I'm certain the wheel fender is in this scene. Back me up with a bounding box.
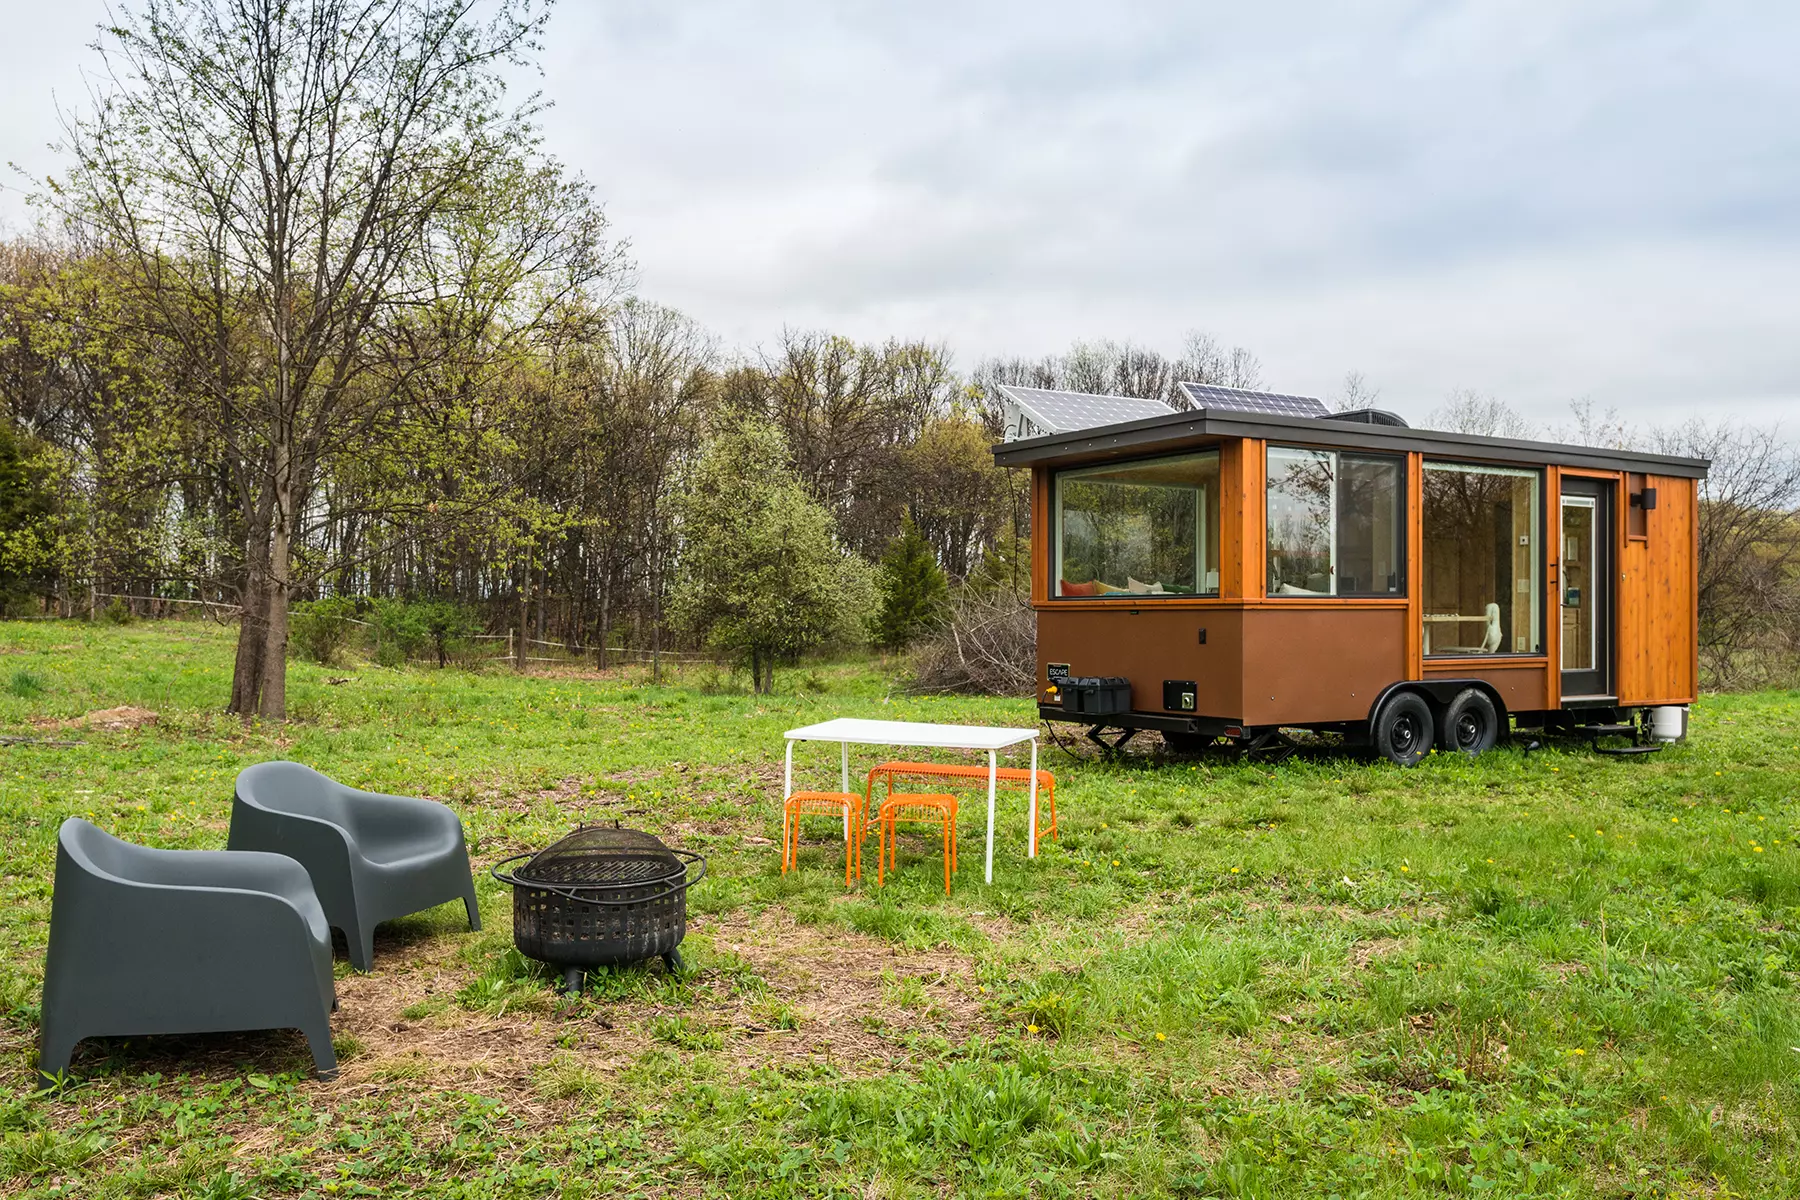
[1367,679,1508,730]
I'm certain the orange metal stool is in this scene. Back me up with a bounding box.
[876,792,958,895]
[783,791,861,885]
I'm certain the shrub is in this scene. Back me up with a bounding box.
[670,419,880,693]
[909,589,1036,695]
[289,596,361,664]
[99,598,132,625]
[874,516,949,649]
[372,598,480,668]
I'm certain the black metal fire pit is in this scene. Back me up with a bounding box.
[490,826,705,993]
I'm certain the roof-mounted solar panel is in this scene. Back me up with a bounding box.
[1175,382,1330,418]
[998,385,1175,441]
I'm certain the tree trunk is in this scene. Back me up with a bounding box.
[535,564,548,642]
[515,570,528,672]
[228,495,274,715]
[256,478,294,719]
[596,568,611,671]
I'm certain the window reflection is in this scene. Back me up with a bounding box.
[1054,452,1220,597]
[1266,447,1403,596]
[1421,463,1541,655]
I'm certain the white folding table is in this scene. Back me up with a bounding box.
[783,717,1040,884]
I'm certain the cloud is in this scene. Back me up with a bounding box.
[4,0,1795,427]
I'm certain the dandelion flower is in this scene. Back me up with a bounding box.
[1400,865,1410,873]
[1230,867,1240,874]
[1155,1032,1167,1042]
[1570,1048,1585,1056]
[1027,1024,1040,1034]
[1112,859,1121,867]
[1486,858,1495,864]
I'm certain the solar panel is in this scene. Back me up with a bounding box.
[998,385,1175,440]
[1176,382,1330,418]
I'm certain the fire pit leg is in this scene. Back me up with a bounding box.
[662,948,685,975]
[560,966,585,995]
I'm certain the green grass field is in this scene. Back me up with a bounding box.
[1,620,1797,1198]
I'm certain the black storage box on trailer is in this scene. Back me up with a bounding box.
[1060,676,1132,715]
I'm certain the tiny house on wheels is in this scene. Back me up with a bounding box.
[992,383,1709,765]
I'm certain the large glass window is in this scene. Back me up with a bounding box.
[1055,451,1220,597]
[1421,463,1541,655]
[1265,447,1403,596]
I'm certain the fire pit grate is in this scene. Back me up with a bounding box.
[491,825,705,993]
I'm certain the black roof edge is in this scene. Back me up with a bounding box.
[990,407,1710,478]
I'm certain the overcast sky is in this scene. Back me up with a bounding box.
[3,1,1797,427]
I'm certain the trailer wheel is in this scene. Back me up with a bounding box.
[1373,691,1435,767]
[1440,688,1500,756]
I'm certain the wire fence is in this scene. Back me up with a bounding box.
[12,593,720,670]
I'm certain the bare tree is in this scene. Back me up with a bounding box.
[1333,370,1381,412]
[53,0,615,717]
[1557,399,1637,450]
[1427,389,1533,439]
[1648,421,1800,686]
[1169,331,1263,405]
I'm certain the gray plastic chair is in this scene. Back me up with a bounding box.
[39,819,337,1086]
[229,761,480,971]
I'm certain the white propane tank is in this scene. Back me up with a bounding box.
[1648,706,1689,743]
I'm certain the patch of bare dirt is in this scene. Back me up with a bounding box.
[37,706,162,731]
[90,705,161,730]
[16,900,998,1119]
[1350,937,1404,969]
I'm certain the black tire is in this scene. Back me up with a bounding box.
[1373,691,1435,767]
[1439,688,1500,756]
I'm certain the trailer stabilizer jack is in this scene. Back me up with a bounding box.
[1085,725,1138,754]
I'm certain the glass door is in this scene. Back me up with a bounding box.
[1559,481,1610,696]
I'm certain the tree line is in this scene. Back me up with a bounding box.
[3,1,1796,713]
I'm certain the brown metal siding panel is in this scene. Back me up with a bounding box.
[1240,606,1408,725]
[1421,661,1550,713]
[1037,607,1245,720]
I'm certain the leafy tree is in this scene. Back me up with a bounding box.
[671,420,878,693]
[289,597,361,665]
[54,0,616,717]
[372,598,480,669]
[875,516,948,648]
[0,420,58,612]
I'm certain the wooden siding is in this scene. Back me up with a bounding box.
[1618,474,1699,705]
[1220,438,1264,600]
